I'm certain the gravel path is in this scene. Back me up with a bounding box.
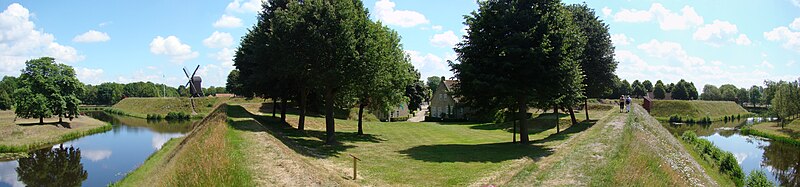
[408,104,428,122]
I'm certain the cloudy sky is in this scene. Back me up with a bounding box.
[0,0,798,89]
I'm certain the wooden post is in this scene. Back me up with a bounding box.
[349,154,361,180]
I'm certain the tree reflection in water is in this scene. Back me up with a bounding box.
[15,144,88,187]
[762,140,800,186]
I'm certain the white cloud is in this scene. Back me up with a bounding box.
[788,60,796,67]
[73,30,110,43]
[149,36,199,63]
[430,30,459,48]
[793,0,800,8]
[212,14,242,28]
[203,31,233,48]
[196,63,235,87]
[405,50,455,80]
[735,34,751,46]
[611,33,634,46]
[226,0,262,13]
[759,61,775,69]
[98,21,112,27]
[374,0,429,27]
[791,17,800,30]
[0,3,84,76]
[210,47,236,67]
[613,3,703,31]
[764,18,800,52]
[637,39,705,66]
[602,7,612,17]
[693,20,736,42]
[431,25,443,31]
[75,67,104,85]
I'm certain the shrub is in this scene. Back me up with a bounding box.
[745,170,774,187]
[146,114,163,120]
[682,130,744,186]
[165,112,190,120]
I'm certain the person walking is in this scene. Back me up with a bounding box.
[619,95,625,113]
[625,95,632,113]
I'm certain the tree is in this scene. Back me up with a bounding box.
[745,170,774,187]
[225,69,244,96]
[0,76,18,110]
[567,3,617,120]
[426,76,442,92]
[672,79,689,100]
[454,0,585,143]
[687,82,698,100]
[700,84,720,101]
[749,85,762,107]
[642,80,653,92]
[405,81,426,112]
[631,80,646,97]
[14,57,83,124]
[16,145,87,186]
[619,80,632,95]
[719,84,738,101]
[736,88,749,105]
[654,81,666,99]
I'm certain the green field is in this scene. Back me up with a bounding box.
[742,120,800,145]
[650,100,751,121]
[110,97,260,118]
[0,110,111,158]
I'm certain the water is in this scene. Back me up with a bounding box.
[0,111,191,187]
[663,118,800,186]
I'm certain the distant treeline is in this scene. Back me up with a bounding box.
[610,79,699,100]
[0,76,230,107]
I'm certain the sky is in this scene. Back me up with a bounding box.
[0,0,799,90]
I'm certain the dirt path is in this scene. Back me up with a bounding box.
[408,104,428,122]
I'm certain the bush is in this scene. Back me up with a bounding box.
[682,131,744,186]
[745,170,774,187]
[390,116,409,122]
[165,112,190,120]
[146,114,163,120]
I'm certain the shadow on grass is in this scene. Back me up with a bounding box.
[226,105,384,158]
[398,142,552,163]
[470,113,573,135]
[17,121,72,128]
[532,119,597,144]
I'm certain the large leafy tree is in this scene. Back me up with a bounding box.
[672,79,690,100]
[719,84,738,101]
[654,80,666,99]
[225,69,244,97]
[631,80,646,97]
[14,57,83,124]
[0,76,18,110]
[642,80,653,92]
[701,84,721,100]
[736,88,749,105]
[453,0,585,143]
[566,3,617,120]
[749,85,762,107]
[426,76,442,93]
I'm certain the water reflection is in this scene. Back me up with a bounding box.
[0,111,190,187]
[762,139,800,186]
[16,145,87,187]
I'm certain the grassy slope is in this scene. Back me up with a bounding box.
[113,105,252,186]
[110,97,258,118]
[650,100,750,121]
[743,120,800,145]
[507,105,718,186]
[236,103,614,186]
[0,110,111,156]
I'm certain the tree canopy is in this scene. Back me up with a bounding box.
[14,57,83,123]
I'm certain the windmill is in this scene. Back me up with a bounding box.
[183,65,203,115]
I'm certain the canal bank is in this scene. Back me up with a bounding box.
[0,110,113,160]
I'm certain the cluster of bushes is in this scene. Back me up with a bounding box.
[669,115,712,124]
[723,114,742,123]
[745,170,775,187]
[103,108,128,116]
[146,114,163,120]
[389,116,409,122]
[165,112,191,120]
[681,131,744,186]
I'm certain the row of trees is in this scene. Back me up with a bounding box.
[767,80,800,126]
[612,79,699,100]
[700,84,761,106]
[452,1,617,143]
[232,0,417,144]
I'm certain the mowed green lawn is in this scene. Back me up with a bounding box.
[233,103,614,186]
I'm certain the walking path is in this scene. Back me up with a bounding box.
[408,104,428,122]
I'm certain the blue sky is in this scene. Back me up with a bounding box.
[0,0,798,90]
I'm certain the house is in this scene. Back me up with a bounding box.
[646,92,673,100]
[429,77,468,120]
[375,103,410,121]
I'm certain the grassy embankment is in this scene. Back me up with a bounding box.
[505,104,718,186]
[650,100,751,122]
[0,110,112,159]
[113,104,252,186]
[741,119,800,146]
[107,97,259,119]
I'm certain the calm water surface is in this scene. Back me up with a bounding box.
[0,111,191,187]
[664,118,800,186]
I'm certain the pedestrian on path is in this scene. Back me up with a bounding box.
[625,95,632,113]
[619,95,625,113]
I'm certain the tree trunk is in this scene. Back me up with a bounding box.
[554,105,560,133]
[280,97,287,122]
[513,120,517,143]
[39,117,43,124]
[324,89,336,144]
[298,89,307,130]
[272,98,277,117]
[59,114,63,123]
[357,101,365,135]
[518,98,529,143]
[584,99,589,120]
[568,107,577,125]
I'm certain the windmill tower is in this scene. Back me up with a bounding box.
[183,65,203,115]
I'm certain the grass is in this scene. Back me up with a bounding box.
[112,137,185,186]
[232,103,615,186]
[0,110,112,157]
[741,120,800,146]
[650,100,751,122]
[110,97,261,119]
[113,105,253,186]
[680,141,738,187]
